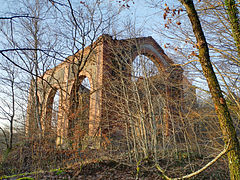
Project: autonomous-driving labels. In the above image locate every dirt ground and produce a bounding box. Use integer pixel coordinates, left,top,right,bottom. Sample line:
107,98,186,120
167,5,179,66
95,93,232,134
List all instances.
3,160,161,180
2,157,230,180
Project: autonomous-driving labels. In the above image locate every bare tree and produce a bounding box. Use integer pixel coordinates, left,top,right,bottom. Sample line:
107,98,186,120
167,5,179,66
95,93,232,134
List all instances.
178,0,240,179
0,58,18,150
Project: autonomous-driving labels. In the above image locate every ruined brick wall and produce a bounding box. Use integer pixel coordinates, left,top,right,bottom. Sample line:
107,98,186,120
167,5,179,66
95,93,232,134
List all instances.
26,34,185,146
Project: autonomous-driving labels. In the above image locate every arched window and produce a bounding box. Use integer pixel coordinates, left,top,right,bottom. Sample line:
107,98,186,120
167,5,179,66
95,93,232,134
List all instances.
68,76,91,148
131,54,166,94
45,88,60,141
132,55,158,81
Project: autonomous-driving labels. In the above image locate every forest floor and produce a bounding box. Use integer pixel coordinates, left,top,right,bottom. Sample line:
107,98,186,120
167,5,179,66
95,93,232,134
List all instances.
1,157,229,180
0,141,230,180
1,159,161,180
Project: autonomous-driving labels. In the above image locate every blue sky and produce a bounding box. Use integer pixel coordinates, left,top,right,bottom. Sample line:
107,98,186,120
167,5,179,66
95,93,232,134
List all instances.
0,0,212,128
0,0,182,47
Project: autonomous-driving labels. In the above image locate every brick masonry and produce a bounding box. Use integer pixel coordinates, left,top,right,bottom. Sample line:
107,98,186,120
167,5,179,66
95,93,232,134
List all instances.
26,34,186,146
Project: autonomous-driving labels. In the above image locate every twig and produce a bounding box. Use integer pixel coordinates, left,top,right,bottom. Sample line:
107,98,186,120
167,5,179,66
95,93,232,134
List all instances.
0,15,36,20
172,59,199,67
155,141,230,180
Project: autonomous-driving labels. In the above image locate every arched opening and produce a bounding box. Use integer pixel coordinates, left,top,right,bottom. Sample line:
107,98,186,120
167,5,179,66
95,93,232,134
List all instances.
126,54,167,158
132,55,158,81
68,76,91,149
131,54,165,97
45,88,60,142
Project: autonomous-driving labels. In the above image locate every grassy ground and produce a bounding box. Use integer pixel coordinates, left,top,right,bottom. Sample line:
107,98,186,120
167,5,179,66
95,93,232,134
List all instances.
0,136,231,180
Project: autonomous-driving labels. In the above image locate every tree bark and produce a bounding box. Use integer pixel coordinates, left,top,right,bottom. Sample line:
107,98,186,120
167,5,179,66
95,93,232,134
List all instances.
179,0,240,179
224,0,240,57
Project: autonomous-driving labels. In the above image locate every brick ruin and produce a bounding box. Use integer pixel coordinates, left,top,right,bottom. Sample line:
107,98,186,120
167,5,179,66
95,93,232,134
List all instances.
26,34,189,147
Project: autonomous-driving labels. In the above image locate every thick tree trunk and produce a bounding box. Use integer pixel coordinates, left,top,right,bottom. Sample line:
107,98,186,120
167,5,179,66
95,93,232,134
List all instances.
224,0,240,57
179,0,240,179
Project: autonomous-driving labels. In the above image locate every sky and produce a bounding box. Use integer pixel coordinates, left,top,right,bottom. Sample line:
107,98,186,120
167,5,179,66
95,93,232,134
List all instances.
0,0,210,128
0,0,181,51
0,0,186,120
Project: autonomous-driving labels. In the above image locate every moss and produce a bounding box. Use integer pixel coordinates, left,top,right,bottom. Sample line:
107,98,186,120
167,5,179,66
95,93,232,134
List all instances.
50,168,65,175
17,178,34,180
0,171,41,180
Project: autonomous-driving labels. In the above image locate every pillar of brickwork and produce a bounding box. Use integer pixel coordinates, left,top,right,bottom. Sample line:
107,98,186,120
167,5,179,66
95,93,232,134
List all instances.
164,65,183,136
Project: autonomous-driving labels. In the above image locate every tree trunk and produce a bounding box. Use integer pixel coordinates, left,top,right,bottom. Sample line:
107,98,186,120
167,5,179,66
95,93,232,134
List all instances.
9,80,14,150
179,0,240,179
224,0,240,57
33,0,42,136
